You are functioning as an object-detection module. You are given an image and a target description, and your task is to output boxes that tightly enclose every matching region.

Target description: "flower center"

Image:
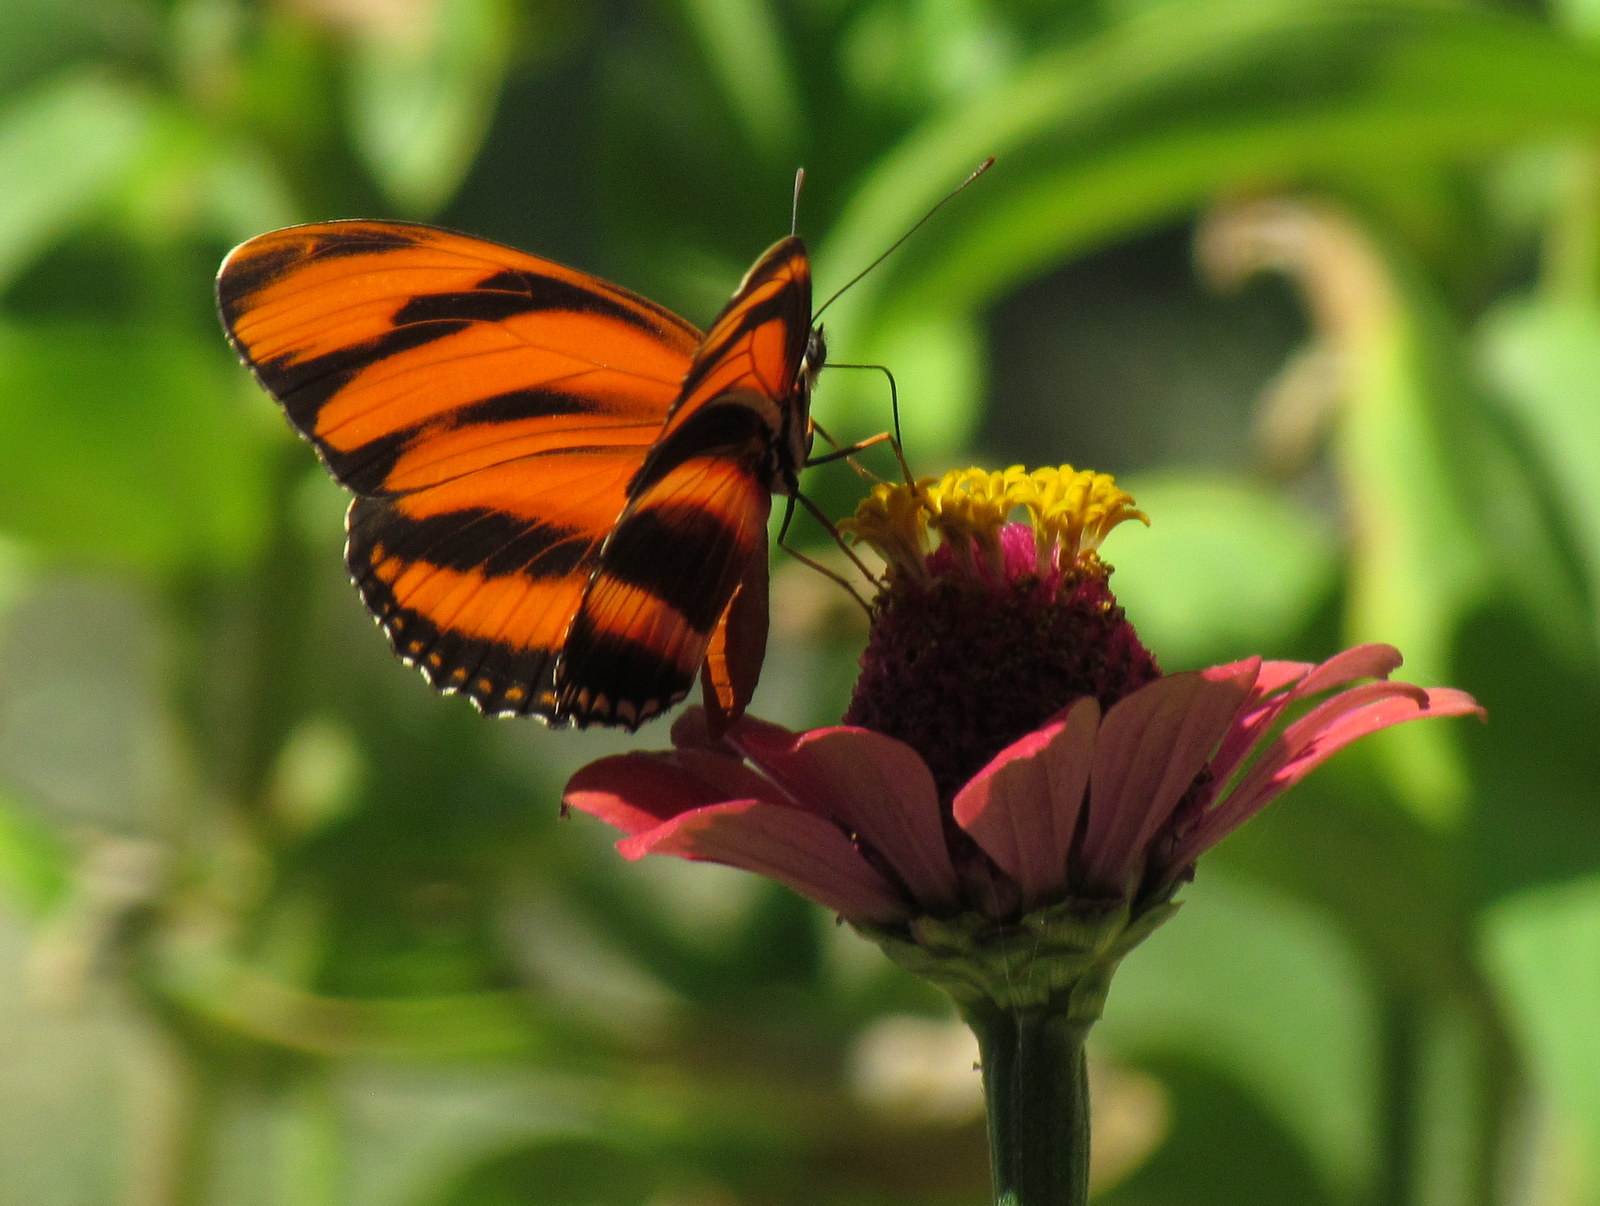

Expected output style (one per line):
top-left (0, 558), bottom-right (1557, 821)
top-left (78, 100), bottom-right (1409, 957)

top-left (841, 467), bottom-right (1160, 803)
top-left (842, 467), bottom-right (1147, 586)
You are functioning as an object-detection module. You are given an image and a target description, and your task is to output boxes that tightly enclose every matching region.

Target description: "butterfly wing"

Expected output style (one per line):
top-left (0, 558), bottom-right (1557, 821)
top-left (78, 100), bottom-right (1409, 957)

top-left (217, 220), bottom-right (701, 717)
top-left (554, 236), bottom-right (816, 728)
top-left (699, 548), bottom-right (771, 735)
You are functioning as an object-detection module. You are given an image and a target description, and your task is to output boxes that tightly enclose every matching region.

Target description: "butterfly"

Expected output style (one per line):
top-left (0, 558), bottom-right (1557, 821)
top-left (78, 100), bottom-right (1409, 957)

top-left (217, 221), bottom-right (823, 730)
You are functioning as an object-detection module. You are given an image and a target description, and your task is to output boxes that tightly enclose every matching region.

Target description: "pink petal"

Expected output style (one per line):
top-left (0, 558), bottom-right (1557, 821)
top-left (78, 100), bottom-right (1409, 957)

top-left (1217, 680), bottom-right (1425, 820)
top-left (669, 707), bottom-right (722, 750)
top-left (952, 697), bottom-right (1099, 905)
top-left (564, 751), bottom-right (781, 835)
top-left (1204, 646), bottom-right (1400, 791)
top-left (1167, 684), bottom-right (1484, 871)
top-left (620, 799), bottom-right (911, 923)
top-left (1251, 658), bottom-right (1318, 696)
top-left (1291, 644), bottom-right (1404, 697)
top-left (1078, 662), bottom-right (1259, 895)
top-left (730, 722), bottom-right (959, 911)
top-left (1204, 660), bottom-right (1299, 789)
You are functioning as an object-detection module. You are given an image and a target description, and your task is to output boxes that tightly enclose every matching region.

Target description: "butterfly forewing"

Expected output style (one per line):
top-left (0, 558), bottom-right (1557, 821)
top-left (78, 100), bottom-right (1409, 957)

top-left (218, 221), bottom-right (816, 728)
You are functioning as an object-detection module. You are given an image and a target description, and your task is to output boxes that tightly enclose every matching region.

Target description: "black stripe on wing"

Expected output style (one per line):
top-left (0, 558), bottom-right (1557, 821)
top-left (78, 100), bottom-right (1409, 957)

top-left (352, 506), bottom-right (593, 581)
top-left (599, 501), bottom-right (755, 634)
top-left (216, 226), bottom-right (424, 320)
top-left (628, 400), bottom-right (774, 497)
top-left (345, 498), bottom-right (579, 718)
top-left (554, 622), bottom-right (695, 730)
top-left (390, 268), bottom-right (681, 332)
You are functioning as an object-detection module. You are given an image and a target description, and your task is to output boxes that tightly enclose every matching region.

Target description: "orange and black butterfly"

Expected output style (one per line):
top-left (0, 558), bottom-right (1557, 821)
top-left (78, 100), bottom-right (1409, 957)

top-left (217, 221), bottom-right (822, 729)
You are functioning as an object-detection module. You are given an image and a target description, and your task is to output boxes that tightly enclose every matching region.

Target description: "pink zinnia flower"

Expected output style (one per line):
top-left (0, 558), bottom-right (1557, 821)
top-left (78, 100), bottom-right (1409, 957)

top-left (568, 640), bottom-right (1474, 925)
top-left (566, 468), bottom-right (1481, 949)
top-left (565, 465), bottom-right (1482, 1205)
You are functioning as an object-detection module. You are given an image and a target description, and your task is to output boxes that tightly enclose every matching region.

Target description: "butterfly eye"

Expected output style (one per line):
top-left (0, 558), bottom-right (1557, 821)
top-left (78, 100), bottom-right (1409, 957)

top-left (804, 324), bottom-right (827, 383)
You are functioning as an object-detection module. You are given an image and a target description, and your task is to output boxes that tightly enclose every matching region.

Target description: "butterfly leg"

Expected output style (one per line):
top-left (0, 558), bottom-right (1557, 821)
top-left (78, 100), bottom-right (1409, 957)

top-left (776, 494), bottom-right (877, 614)
top-left (812, 362), bottom-right (910, 481)
top-left (806, 421), bottom-right (898, 480)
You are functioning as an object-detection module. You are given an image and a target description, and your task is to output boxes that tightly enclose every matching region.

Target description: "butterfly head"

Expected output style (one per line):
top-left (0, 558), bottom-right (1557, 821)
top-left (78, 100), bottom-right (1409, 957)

top-left (803, 323), bottom-right (827, 384)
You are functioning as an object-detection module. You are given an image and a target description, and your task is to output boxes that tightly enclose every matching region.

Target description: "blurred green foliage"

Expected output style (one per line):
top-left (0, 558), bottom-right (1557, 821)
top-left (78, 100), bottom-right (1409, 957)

top-left (2, 0), bottom-right (1600, 1203)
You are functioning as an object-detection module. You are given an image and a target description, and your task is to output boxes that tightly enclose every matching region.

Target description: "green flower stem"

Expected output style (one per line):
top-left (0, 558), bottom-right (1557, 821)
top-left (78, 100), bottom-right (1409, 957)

top-left (855, 899), bottom-right (1180, 1206)
top-left (964, 1001), bottom-right (1091, 1206)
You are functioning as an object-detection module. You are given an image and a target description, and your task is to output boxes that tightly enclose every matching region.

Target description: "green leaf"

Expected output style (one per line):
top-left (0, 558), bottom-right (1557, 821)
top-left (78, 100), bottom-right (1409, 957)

top-left (817, 1), bottom-right (1600, 453)
top-left (678, 0), bottom-right (803, 162)
top-left (1098, 872), bottom-right (1379, 1202)
top-left (1308, 214), bottom-right (1487, 821)
top-left (1109, 472), bottom-right (1336, 666)
top-left (437, 1136), bottom-right (659, 1206)
top-left (1482, 877), bottom-right (1600, 1199)
top-left (0, 73), bottom-right (156, 290)
top-left (1478, 297), bottom-right (1600, 643)
top-left (1183, 197), bottom-right (1491, 822)
top-left (0, 787), bottom-right (70, 917)
top-left (0, 0), bottom-right (113, 96)
top-left (1551, 0), bottom-right (1600, 40)
top-left (824, 307), bottom-right (983, 456)
top-left (0, 321), bottom-right (273, 571)
top-left (839, 0), bottom-right (1019, 112)
top-left (346, 0), bottom-right (512, 215)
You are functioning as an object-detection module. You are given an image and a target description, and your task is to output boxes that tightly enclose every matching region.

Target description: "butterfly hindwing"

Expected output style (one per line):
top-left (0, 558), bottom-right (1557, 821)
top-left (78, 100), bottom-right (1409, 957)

top-left (218, 221), bottom-right (816, 727)
top-left (555, 237), bottom-right (815, 727)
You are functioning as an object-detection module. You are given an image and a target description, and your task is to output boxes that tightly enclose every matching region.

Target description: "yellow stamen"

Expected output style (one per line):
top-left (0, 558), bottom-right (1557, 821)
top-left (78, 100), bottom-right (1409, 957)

top-left (841, 479), bottom-right (936, 584)
top-left (841, 465), bottom-right (1147, 580)
top-left (1022, 467), bottom-right (1148, 571)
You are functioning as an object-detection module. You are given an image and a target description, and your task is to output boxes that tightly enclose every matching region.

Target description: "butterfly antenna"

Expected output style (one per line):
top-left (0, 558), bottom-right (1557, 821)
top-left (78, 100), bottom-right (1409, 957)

top-left (791, 168), bottom-right (805, 237)
top-left (812, 156), bottom-right (993, 322)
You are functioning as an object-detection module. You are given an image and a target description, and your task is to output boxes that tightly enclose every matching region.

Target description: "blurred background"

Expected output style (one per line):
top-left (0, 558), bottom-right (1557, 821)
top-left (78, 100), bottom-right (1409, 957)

top-left (2, 0), bottom-right (1599, 1203)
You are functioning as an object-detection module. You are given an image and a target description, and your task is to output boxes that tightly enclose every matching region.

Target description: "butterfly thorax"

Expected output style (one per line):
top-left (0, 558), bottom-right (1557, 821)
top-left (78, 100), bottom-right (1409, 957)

top-left (774, 322), bottom-right (826, 495)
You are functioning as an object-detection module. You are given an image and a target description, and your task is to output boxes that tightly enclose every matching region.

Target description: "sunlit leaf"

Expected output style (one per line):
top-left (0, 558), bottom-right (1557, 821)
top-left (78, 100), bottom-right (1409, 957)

top-left (839, 0), bottom-right (1018, 112)
top-left (819, 1), bottom-right (1600, 454)
top-left (1550, 0), bottom-right (1600, 40)
top-left (346, 0), bottom-right (512, 215)
top-left (1482, 877), bottom-right (1600, 1201)
top-left (0, 321), bottom-right (272, 571)
top-left (827, 307), bottom-right (983, 457)
top-left (0, 788), bottom-right (69, 917)
top-left (0, 73), bottom-right (156, 290)
top-left (678, 0), bottom-right (803, 161)
top-left (1109, 472), bottom-right (1336, 665)
top-left (1277, 205), bottom-right (1487, 820)
top-left (1478, 297), bottom-right (1600, 643)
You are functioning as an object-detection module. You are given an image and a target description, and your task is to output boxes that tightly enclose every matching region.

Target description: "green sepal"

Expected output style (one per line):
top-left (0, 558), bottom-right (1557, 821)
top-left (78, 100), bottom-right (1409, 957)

top-left (854, 894), bottom-right (1182, 1019)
